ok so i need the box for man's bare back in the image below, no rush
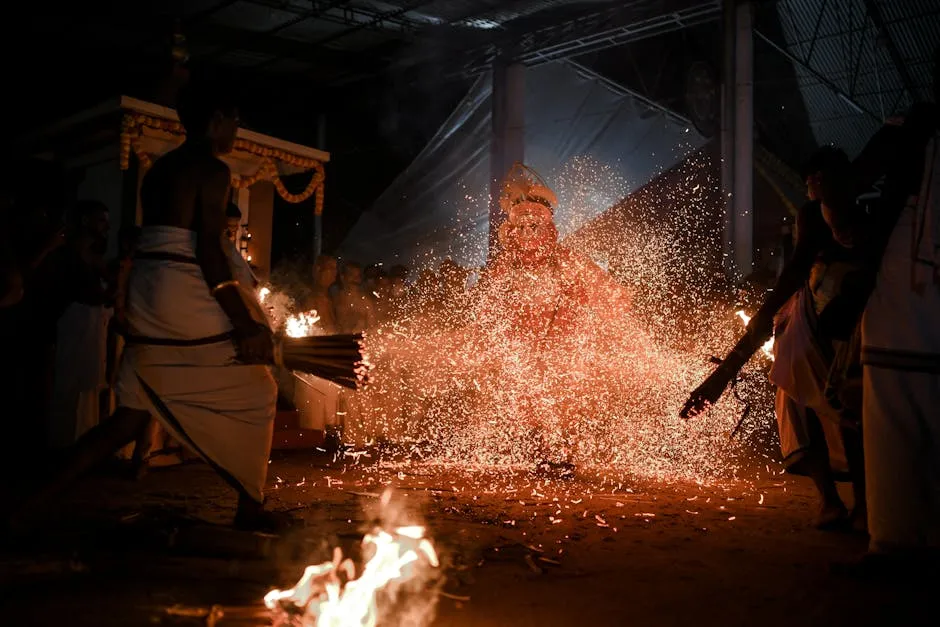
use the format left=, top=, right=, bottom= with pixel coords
left=136, top=109, right=271, bottom=364
left=140, top=145, right=230, bottom=232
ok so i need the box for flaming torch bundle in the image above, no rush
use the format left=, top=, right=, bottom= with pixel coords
left=735, top=310, right=775, bottom=360
left=252, top=286, right=369, bottom=389
left=275, top=333, right=369, bottom=390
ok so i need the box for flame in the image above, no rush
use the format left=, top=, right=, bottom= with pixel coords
left=286, top=310, right=322, bottom=338
left=735, top=310, right=774, bottom=360
left=256, top=286, right=321, bottom=337
left=264, top=526, right=439, bottom=627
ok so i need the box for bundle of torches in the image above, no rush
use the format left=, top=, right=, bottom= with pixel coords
left=735, top=310, right=774, bottom=361
left=256, top=286, right=368, bottom=389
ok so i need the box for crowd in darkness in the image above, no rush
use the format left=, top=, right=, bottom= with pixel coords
left=0, top=165, right=140, bottom=473
left=301, top=255, right=475, bottom=335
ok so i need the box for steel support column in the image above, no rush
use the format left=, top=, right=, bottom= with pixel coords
left=314, top=112, right=327, bottom=259
left=489, top=58, right=525, bottom=259
left=720, top=0, right=736, bottom=278
left=732, top=0, right=754, bottom=277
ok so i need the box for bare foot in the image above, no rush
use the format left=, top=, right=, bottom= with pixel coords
left=815, top=501, right=849, bottom=530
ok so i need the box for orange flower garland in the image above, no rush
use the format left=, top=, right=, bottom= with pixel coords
left=119, top=112, right=325, bottom=213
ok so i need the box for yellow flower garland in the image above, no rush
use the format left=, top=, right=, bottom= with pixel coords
left=119, top=112, right=325, bottom=213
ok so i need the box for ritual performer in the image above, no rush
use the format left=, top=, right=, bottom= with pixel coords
left=681, top=147, right=868, bottom=531
left=473, top=163, right=632, bottom=476
left=7, top=80, right=283, bottom=533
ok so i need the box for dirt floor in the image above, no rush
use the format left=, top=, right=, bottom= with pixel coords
left=0, top=451, right=932, bottom=627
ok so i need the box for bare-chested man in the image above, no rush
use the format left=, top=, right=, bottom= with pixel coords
left=8, top=81, right=282, bottom=532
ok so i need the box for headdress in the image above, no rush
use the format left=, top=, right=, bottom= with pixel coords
left=499, top=162, right=557, bottom=222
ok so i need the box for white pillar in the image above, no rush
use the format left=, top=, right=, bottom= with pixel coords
left=732, top=0, right=754, bottom=276
left=489, top=57, right=525, bottom=259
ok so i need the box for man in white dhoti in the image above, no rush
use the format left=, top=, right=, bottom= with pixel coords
left=829, top=53, right=940, bottom=575
left=8, top=80, right=282, bottom=532
left=683, top=148, right=868, bottom=530
left=40, top=201, right=113, bottom=450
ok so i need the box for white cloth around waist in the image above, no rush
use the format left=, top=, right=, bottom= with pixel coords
left=127, top=226, right=245, bottom=342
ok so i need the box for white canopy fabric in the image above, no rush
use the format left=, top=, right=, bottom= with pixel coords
left=339, top=61, right=706, bottom=269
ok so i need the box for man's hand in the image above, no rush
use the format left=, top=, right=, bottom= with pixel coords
left=234, top=323, right=275, bottom=364
left=680, top=364, right=737, bottom=419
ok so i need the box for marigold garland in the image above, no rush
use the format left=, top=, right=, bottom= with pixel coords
left=119, top=112, right=325, bottom=213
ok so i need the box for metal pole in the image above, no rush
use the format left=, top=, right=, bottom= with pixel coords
left=314, top=112, right=327, bottom=259
left=489, top=56, right=525, bottom=260
left=314, top=213, right=323, bottom=258
left=733, top=0, right=754, bottom=277
left=720, top=0, right=736, bottom=278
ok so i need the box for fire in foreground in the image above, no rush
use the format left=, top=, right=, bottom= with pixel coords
left=265, top=525, right=439, bottom=627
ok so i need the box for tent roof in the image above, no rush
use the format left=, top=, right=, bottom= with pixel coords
left=760, top=0, right=939, bottom=158
left=338, top=60, right=706, bottom=268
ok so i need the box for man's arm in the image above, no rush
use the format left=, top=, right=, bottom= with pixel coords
left=195, top=161, right=261, bottom=335
left=723, top=203, right=821, bottom=370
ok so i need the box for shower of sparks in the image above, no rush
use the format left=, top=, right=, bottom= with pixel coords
left=293, top=152, right=778, bottom=486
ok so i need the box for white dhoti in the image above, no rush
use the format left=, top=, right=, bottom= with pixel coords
left=115, top=226, right=276, bottom=502
left=862, top=134, right=940, bottom=553
left=769, top=288, right=846, bottom=472
left=862, top=167, right=940, bottom=552
left=48, top=302, right=112, bottom=448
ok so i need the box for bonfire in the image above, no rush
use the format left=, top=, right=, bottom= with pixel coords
left=265, top=518, right=438, bottom=626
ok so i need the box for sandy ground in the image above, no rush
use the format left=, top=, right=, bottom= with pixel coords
left=0, top=451, right=932, bottom=627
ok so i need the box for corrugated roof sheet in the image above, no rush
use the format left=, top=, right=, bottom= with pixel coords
left=774, top=0, right=938, bottom=157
